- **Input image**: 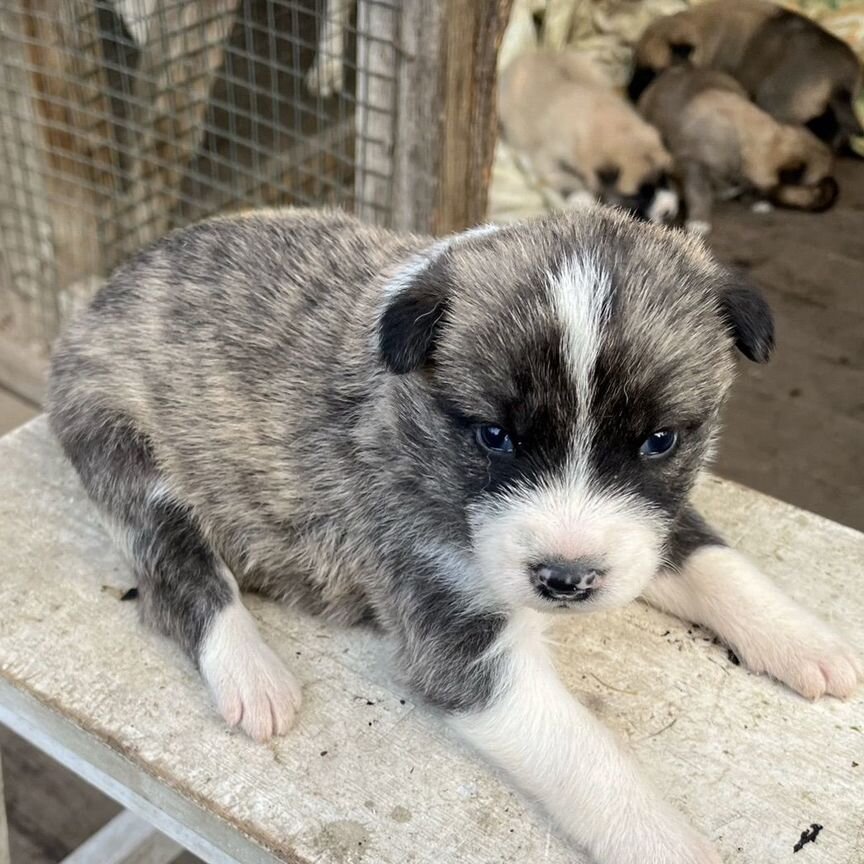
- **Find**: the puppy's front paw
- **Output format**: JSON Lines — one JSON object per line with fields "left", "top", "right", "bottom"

{"left": 200, "top": 603, "right": 302, "bottom": 741}
{"left": 735, "top": 612, "right": 862, "bottom": 700}
{"left": 622, "top": 819, "right": 722, "bottom": 864}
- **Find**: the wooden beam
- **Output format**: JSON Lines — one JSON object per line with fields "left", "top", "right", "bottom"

{"left": 389, "top": 0, "right": 512, "bottom": 235}
{"left": 436, "top": 0, "right": 513, "bottom": 234}
{"left": 354, "top": 0, "right": 399, "bottom": 226}
{"left": 59, "top": 810, "right": 182, "bottom": 864}
{"left": 0, "top": 749, "right": 10, "bottom": 864}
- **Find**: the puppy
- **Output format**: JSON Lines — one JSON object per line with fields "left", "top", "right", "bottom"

{"left": 639, "top": 67, "right": 839, "bottom": 234}
{"left": 628, "top": 0, "right": 863, "bottom": 152}
{"left": 48, "top": 208, "right": 861, "bottom": 864}
{"left": 499, "top": 50, "right": 678, "bottom": 223}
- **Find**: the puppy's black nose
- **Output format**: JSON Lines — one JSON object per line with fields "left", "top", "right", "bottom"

{"left": 532, "top": 560, "right": 606, "bottom": 601}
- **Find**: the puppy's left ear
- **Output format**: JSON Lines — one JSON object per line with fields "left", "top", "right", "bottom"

{"left": 379, "top": 250, "right": 451, "bottom": 374}
{"left": 717, "top": 271, "right": 775, "bottom": 363}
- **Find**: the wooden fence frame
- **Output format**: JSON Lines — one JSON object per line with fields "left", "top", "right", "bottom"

{"left": 0, "top": 0, "right": 513, "bottom": 404}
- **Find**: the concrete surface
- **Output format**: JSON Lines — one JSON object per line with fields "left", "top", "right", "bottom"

{"left": 0, "top": 417, "right": 861, "bottom": 863}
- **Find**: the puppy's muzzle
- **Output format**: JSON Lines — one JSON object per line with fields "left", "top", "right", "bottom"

{"left": 531, "top": 559, "right": 606, "bottom": 602}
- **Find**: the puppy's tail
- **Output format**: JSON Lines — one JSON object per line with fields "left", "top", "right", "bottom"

{"left": 770, "top": 176, "right": 839, "bottom": 212}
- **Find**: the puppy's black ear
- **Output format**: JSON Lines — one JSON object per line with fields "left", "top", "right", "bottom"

{"left": 627, "top": 65, "right": 656, "bottom": 102}
{"left": 717, "top": 272, "right": 774, "bottom": 363}
{"left": 379, "top": 255, "right": 451, "bottom": 374}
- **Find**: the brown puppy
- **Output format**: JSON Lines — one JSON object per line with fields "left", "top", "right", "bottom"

{"left": 629, "top": 0, "right": 863, "bottom": 152}
{"left": 639, "top": 67, "right": 838, "bottom": 234}
{"left": 499, "top": 50, "right": 678, "bottom": 223}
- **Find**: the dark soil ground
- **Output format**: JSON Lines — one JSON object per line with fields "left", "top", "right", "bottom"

{"left": 708, "top": 156, "right": 864, "bottom": 532}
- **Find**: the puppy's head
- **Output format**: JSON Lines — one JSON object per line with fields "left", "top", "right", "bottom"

{"left": 377, "top": 210, "right": 772, "bottom": 614}
{"left": 596, "top": 161, "right": 679, "bottom": 225}
{"left": 769, "top": 127, "right": 838, "bottom": 212}
{"left": 628, "top": 13, "right": 699, "bottom": 102}
{"left": 585, "top": 124, "right": 678, "bottom": 224}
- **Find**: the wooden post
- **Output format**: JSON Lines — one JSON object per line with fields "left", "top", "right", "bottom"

{"left": 354, "top": 0, "right": 399, "bottom": 227}
{"left": 59, "top": 810, "right": 182, "bottom": 864}
{"left": 388, "top": 0, "right": 513, "bottom": 235}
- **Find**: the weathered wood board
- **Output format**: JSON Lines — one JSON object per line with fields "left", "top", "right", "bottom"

{"left": 0, "top": 418, "right": 861, "bottom": 863}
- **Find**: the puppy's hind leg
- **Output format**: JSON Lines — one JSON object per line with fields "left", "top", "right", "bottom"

{"left": 49, "top": 408, "right": 301, "bottom": 740}
{"left": 643, "top": 507, "right": 862, "bottom": 700}
{"left": 681, "top": 162, "right": 714, "bottom": 235}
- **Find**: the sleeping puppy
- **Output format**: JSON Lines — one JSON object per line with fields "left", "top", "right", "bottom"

{"left": 628, "top": 0, "right": 863, "bottom": 152}
{"left": 49, "top": 206, "right": 861, "bottom": 863}
{"left": 500, "top": 50, "right": 678, "bottom": 223}
{"left": 639, "top": 67, "right": 839, "bottom": 234}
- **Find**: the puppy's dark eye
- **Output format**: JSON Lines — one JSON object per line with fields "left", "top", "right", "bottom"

{"left": 639, "top": 429, "right": 678, "bottom": 458}
{"left": 476, "top": 424, "right": 514, "bottom": 454}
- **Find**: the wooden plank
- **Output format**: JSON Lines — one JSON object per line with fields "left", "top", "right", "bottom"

{"left": 0, "top": 417, "right": 861, "bottom": 863}
{"left": 387, "top": 0, "right": 442, "bottom": 233}
{"left": 353, "top": 0, "right": 399, "bottom": 226}
{"left": 0, "top": 689, "right": 267, "bottom": 864}
{"left": 0, "top": 725, "right": 122, "bottom": 863}
{"left": 389, "top": 0, "right": 512, "bottom": 235}
{"left": 0, "top": 334, "right": 48, "bottom": 406}
{"left": 59, "top": 810, "right": 182, "bottom": 864}
{"left": 434, "top": 0, "right": 513, "bottom": 234}
{"left": 0, "top": 749, "right": 10, "bottom": 864}
{"left": 112, "top": 0, "right": 240, "bottom": 263}
{"left": 0, "top": 386, "right": 38, "bottom": 436}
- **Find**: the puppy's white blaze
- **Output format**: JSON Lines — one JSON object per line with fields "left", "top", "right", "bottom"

{"left": 549, "top": 254, "right": 611, "bottom": 409}
{"left": 547, "top": 255, "right": 611, "bottom": 470}
{"left": 645, "top": 547, "right": 863, "bottom": 700}
{"left": 470, "top": 470, "right": 665, "bottom": 611}
{"left": 199, "top": 564, "right": 301, "bottom": 741}
{"left": 451, "top": 611, "right": 721, "bottom": 864}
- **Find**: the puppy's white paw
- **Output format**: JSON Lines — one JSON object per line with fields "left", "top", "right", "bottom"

{"left": 751, "top": 200, "right": 773, "bottom": 214}
{"left": 620, "top": 819, "right": 721, "bottom": 864}
{"left": 200, "top": 601, "right": 302, "bottom": 741}
{"left": 685, "top": 219, "right": 712, "bottom": 236}
{"left": 305, "top": 57, "right": 343, "bottom": 97}
{"left": 735, "top": 612, "right": 862, "bottom": 700}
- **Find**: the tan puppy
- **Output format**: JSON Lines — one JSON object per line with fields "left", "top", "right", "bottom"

{"left": 629, "top": 0, "right": 863, "bottom": 152}
{"left": 639, "top": 67, "right": 838, "bottom": 234}
{"left": 499, "top": 50, "right": 678, "bottom": 223}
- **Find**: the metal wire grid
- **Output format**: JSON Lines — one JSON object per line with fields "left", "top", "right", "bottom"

{"left": 0, "top": 0, "right": 400, "bottom": 349}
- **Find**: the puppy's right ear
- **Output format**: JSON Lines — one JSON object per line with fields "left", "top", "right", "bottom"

{"left": 379, "top": 252, "right": 451, "bottom": 374}
{"left": 717, "top": 271, "right": 775, "bottom": 363}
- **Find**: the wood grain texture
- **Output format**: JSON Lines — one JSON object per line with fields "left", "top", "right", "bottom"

{"left": 435, "top": 0, "right": 513, "bottom": 234}
{"left": 58, "top": 810, "right": 182, "bottom": 864}
{"left": 0, "top": 417, "right": 861, "bottom": 864}
{"left": 391, "top": 0, "right": 512, "bottom": 234}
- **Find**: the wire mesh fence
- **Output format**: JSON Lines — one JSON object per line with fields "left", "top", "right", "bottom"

{"left": 0, "top": 0, "right": 401, "bottom": 352}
